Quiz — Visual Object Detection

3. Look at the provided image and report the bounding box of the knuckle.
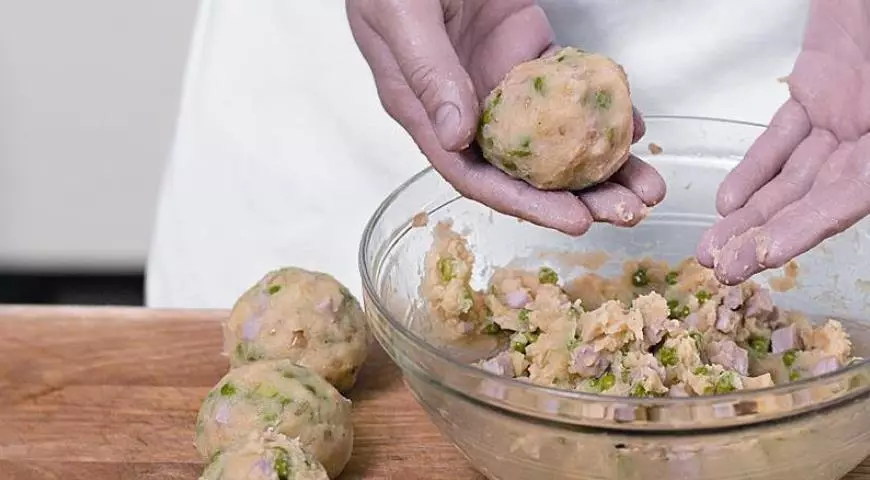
[406,61,443,104]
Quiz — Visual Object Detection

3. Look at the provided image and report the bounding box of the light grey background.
[0,0,198,272]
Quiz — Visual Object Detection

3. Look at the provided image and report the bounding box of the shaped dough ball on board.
[199,430,329,480]
[225,267,370,392]
[194,360,353,479]
[477,47,634,191]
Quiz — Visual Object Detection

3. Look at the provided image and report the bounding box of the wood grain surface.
[0,306,867,480]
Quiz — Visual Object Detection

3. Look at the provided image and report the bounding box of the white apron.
[146,0,808,308]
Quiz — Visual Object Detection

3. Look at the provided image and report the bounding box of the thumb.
[367,0,478,151]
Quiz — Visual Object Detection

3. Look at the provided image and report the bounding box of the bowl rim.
[358,115,870,428]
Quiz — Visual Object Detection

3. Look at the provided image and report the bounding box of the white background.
[0,0,198,271]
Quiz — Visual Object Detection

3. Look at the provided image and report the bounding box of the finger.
[453,149,595,235]
[575,182,647,227]
[713,136,870,283]
[716,99,811,216]
[632,106,646,144]
[348,14,433,139]
[808,142,857,188]
[609,155,667,206]
[360,0,478,151]
[466,3,554,95]
[696,129,838,267]
[741,129,839,217]
[697,208,767,270]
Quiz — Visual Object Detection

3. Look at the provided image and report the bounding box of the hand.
[346,0,666,235]
[697,0,870,284]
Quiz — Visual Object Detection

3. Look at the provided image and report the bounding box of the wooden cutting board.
[0,306,867,480]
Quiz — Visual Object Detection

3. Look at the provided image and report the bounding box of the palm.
[697,2,870,284]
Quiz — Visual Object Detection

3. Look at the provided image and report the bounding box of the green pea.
[783,350,798,368]
[492,90,503,107]
[538,267,559,285]
[714,373,737,394]
[665,271,679,285]
[263,412,279,424]
[595,90,612,109]
[268,284,282,295]
[749,336,771,356]
[667,300,690,320]
[254,382,280,398]
[695,290,711,305]
[533,76,545,94]
[437,257,454,283]
[631,267,649,287]
[789,370,801,382]
[657,346,679,367]
[482,321,502,335]
[605,127,616,147]
[274,451,291,480]
[690,332,704,350]
[219,382,237,397]
[630,383,648,397]
[510,331,531,353]
[693,365,711,376]
[518,308,531,326]
[481,108,493,126]
[508,136,533,158]
[591,372,616,392]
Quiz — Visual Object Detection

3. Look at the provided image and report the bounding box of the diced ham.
[723,287,744,310]
[479,351,515,377]
[771,325,800,354]
[767,307,791,329]
[715,305,741,333]
[215,402,231,425]
[504,290,530,309]
[745,288,774,319]
[643,322,666,346]
[569,344,611,377]
[708,340,749,376]
[811,356,841,376]
[241,316,261,341]
[316,297,334,314]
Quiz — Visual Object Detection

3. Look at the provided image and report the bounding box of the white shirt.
[146,0,808,309]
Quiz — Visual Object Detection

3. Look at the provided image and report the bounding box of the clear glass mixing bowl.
[358,116,870,480]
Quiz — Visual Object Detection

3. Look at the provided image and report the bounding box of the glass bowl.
[358,116,870,480]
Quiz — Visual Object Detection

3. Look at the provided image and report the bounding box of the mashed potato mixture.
[195,360,353,478]
[477,47,634,191]
[199,430,329,480]
[422,221,858,397]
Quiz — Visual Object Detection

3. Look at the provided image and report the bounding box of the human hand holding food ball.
[349,0,870,286]
[698,0,870,284]
[347,0,666,236]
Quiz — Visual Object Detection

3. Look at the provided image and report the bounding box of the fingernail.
[434,102,461,150]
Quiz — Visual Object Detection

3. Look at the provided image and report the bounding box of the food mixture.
[200,430,328,480]
[477,46,634,191]
[225,267,370,393]
[422,220,858,397]
[195,359,354,478]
